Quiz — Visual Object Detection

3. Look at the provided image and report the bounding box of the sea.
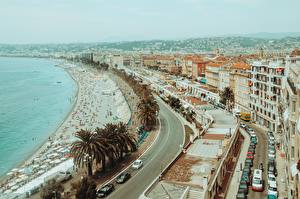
[0,57,77,177]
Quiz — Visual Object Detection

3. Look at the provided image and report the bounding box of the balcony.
[287,77,297,95]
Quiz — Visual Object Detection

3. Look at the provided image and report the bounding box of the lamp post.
[84,154,93,176]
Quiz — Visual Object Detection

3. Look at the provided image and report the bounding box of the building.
[205,62,223,89]
[182,55,208,79]
[249,59,286,134]
[281,52,300,198]
[218,66,231,91]
[230,62,251,112]
[111,54,123,67]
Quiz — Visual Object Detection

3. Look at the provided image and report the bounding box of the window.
[292,101,296,113]
[291,123,295,135]
[291,146,295,159]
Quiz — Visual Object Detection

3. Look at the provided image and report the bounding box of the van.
[252,169,264,192]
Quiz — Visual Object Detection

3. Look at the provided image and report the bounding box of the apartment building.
[205,62,222,89]
[218,66,230,91]
[142,54,181,74]
[249,59,286,134]
[230,62,251,112]
[182,55,208,79]
[281,53,300,198]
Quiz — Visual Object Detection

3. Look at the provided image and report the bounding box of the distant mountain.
[226,32,300,39]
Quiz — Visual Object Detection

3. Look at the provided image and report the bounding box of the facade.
[281,54,300,198]
[182,55,208,79]
[249,59,286,134]
[111,54,123,67]
[230,62,251,112]
[218,66,230,91]
[205,62,222,89]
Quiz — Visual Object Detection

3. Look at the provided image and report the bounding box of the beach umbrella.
[37,170,45,175]
[6,172,14,176]
[11,168,18,172]
[32,165,39,169]
[40,165,47,169]
[15,179,22,183]
[8,182,16,187]
[3,189,12,194]
[11,185,19,190]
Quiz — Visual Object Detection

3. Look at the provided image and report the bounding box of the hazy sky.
[1,0,300,44]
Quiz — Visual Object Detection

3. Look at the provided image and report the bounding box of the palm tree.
[138,97,159,131]
[220,87,235,110]
[70,129,107,175]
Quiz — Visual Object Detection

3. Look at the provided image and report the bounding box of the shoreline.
[0,61,132,196]
[0,61,79,182]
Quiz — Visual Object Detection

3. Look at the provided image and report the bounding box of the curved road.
[107,98,185,199]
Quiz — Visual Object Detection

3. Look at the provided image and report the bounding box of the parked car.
[268,173,276,185]
[268,182,278,197]
[97,184,115,198]
[268,152,276,159]
[268,131,274,137]
[116,172,131,184]
[238,183,248,194]
[248,147,255,154]
[240,123,246,128]
[268,164,278,176]
[251,137,258,144]
[252,179,264,192]
[245,158,253,167]
[236,192,247,199]
[132,159,143,169]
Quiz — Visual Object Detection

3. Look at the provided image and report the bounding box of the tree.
[70,129,107,175]
[220,87,235,110]
[138,96,159,131]
[75,177,96,199]
[40,180,64,199]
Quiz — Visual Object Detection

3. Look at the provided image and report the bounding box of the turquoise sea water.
[0,57,77,176]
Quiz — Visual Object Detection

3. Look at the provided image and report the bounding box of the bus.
[240,112,251,122]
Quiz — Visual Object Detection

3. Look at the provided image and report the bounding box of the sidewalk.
[225,128,251,199]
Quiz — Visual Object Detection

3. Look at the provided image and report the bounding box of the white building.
[281,54,300,198]
[249,59,286,134]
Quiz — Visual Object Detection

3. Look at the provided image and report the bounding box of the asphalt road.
[247,123,268,199]
[107,98,185,199]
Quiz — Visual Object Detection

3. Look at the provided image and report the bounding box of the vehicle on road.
[252,179,264,192]
[132,159,143,169]
[268,152,276,159]
[245,158,253,167]
[268,164,278,176]
[97,184,115,198]
[238,183,248,194]
[116,172,131,184]
[251,137,258,144]
[240,123,246,128]
[236,192,247,199]
[268,181,278,197]
[252,169,264,192]
[240,112,251,122]
[268,174,276,185]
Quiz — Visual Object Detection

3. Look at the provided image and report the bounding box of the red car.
[247,155,254,159]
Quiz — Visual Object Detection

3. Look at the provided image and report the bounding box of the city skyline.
[1,0,300,44]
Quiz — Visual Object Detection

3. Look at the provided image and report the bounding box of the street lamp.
[84,154,93,176]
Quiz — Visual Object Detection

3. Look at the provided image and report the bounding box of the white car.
[268,174,276,185]
[268,152,276,158]
[132,159,143,169]
[268,181,278,197]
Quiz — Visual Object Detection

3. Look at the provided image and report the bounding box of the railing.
[287,77,297,94]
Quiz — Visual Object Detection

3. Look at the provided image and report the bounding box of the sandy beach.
[0,62,131,198]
